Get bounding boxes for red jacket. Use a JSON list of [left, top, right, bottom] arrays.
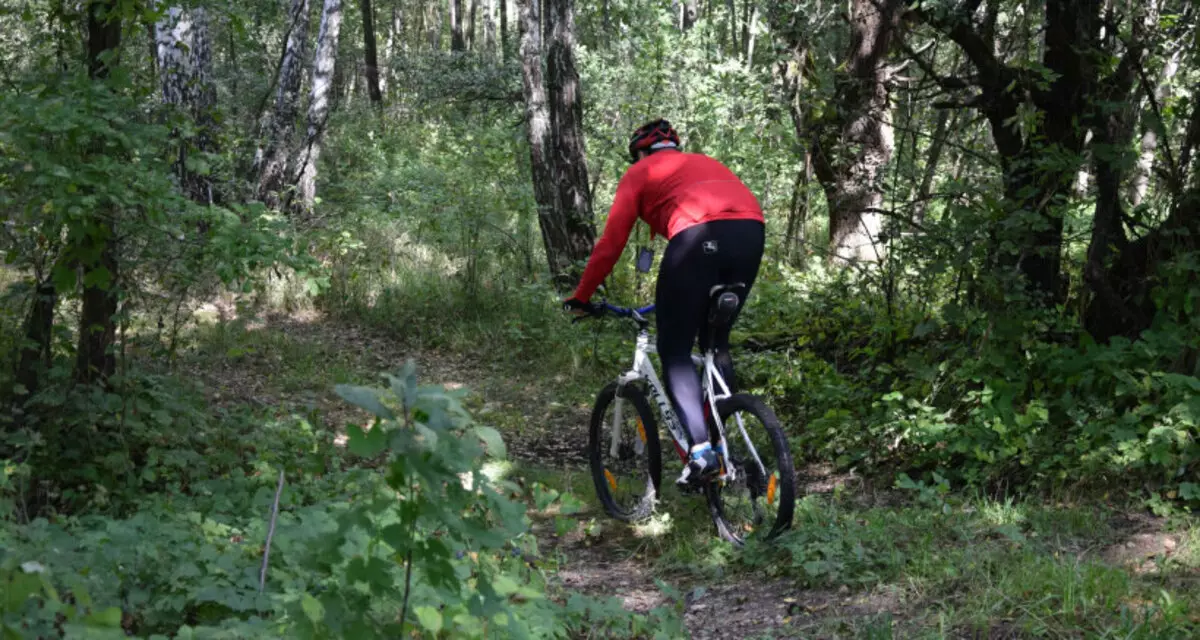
[[572, 150, 764, 302]]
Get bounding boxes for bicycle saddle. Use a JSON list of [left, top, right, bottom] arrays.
[[708, 282, 746, 327]]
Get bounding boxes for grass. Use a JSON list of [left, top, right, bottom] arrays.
[[72, 270, 1199, 638], [176, 293, 1200, 638], [520, 456, 1200, 638]]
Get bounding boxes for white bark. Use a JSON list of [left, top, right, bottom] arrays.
[[297, 0, 344, 212], [155, 4, 216, 203], [257, 0, 311, 206], [1132, 49, 1181, 207]]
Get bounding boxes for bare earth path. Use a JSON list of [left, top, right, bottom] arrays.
[[181, 309, 911, 637]]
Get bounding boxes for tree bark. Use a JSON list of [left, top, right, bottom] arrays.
[[725, 0, 737, 55], [155, 4, 217, 204], [500, 0, 508, 58], [740, 0, 750, 59], [783, 153, 811, 265], [425, 1, 441, 50], [913, 107, 953, 223], [361, 0, 383, 105], [803, 0, 903, 265], [450, 0, 466, 50], [296, 0, 344, 214], [682, 0, 698, 30], [468, 0, 478, 49], [76, 0, 122, 386], [381, 0, 400, 96], [743, 2, 757, 65], [546, 0, 594, 257], [520, 0, 595, 287], [484, 0, 497, 54], [257, 0, 310, 208], [14, 277, 57, 400], [1131, 49, 1180, 206]]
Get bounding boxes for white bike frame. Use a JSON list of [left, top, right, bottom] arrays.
[[607, 310, 769, 485]]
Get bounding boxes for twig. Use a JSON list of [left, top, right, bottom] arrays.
[[259, 469, 286, 592]]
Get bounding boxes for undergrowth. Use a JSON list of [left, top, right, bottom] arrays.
[[1, 363, 684, 638]]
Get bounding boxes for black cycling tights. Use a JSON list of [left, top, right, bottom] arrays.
[[655, 219, 764, 447]]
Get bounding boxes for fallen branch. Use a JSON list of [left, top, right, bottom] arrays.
[[259, 469, 286, 592]]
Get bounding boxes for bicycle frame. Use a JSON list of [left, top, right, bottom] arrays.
[[607, 309, 769, 486]]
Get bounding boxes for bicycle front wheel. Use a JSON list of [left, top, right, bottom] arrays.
[[588, 382, 662, 522], [706, 393, 796, 544]]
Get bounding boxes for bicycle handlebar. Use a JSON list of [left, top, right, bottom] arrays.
[[599, 302, 656, 317], [570, 301, 656, 324]]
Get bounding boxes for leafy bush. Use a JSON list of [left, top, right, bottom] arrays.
[[733, 260, 1200, 507], [2, 363, 683, 639]]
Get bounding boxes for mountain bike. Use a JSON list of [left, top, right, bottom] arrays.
[[577, 284, 796, 544]]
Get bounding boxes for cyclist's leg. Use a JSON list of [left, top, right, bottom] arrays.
[[698, 220, 765, 395], [655, 223, 718, 449]]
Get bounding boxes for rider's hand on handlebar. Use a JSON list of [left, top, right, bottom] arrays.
[[563, 297, 599, 318]]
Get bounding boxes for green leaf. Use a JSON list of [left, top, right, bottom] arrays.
[[4, 571, 42, 613], [474, 426, 506, 459], [491, 574, 520, 595], [335, 384, 396, 420], [347, 424, 388, 458], [84, 606, 124, 627], [415, 423, 439, 449], [301, 593, 324, 623], [414, 606, 443, 633], [52, 263, 76, 293]]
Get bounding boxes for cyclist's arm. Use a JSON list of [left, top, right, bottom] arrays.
[[570, 171, 642, 302]]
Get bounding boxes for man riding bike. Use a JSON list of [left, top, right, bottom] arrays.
[[563, 119, 765, 489]]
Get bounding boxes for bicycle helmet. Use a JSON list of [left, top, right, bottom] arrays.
[[628, 119, 681, 162]]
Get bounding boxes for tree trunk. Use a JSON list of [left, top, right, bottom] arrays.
[[425, 1, 441, 50], [917, 0, 1101, 305], [257, 0, 311, 208], [740, 0, 751, 60], [725, 0, 737, 54], [14, 277, 57, 400], [381, 1, 399, 96], [500, 0, 508, 58], [682, 0, 698, 30], [76, 0, 122, 386], [484, 0, 497, 54], [783, 154, 811, 266], [1131, 48, 1180, 206], [450, 0, 465, 50], [361, 0, 383, 105], [546, 0, 595, 264], [520, 0, 594, 287], [468, 0, 477, 49], [913, 107, 952, 223], [806, 0, 903, 265], [295, 0, 344, 214], [155, 4, 217, 204], [743, 2, 757, 65]]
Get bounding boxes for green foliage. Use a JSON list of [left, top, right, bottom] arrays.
[[2, 363, 681, 638]]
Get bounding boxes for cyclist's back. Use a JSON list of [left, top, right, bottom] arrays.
[[565, 119, 765, 488]]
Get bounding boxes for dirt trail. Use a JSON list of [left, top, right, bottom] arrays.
[[187, 310, 1191, 638], [183, 310, 907, 638]]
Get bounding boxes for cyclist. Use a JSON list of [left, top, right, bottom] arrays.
[[563, 118, 765, 488]]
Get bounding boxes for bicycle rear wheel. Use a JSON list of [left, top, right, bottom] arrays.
[[588, 382, 662, 522], [705, 393, 796, 544]]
